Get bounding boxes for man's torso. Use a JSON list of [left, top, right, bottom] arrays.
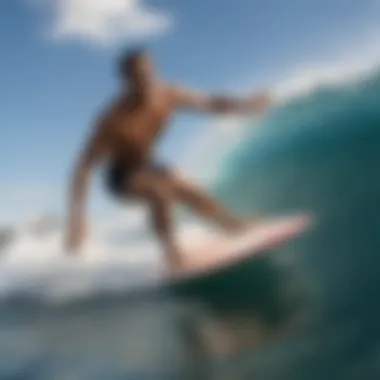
[[101, 84, 175, 167]]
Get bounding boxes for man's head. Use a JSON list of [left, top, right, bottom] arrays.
[[118, 48, 156, 89]]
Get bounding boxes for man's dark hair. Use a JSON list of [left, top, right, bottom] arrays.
[[118, 48, 146, 76]]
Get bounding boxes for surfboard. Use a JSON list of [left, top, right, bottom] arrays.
[[72, 214, 313, 311], [161, 213, 313, 313], [169, 213, 313, 280], [122, 214, 313, 299]]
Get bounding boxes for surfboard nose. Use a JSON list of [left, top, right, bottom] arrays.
[[171, 213, 314, 279]]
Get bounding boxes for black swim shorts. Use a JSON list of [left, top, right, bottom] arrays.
[[105, 159, 170, 197]]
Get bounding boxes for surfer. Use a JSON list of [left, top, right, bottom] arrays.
[[65, 48, 272, 268]]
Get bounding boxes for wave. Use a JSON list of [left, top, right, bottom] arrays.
[[181, 58, 380, 183]]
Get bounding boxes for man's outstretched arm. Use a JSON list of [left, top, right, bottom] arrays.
[[172, 86, 273, 115], [65, 120, 109, 254]]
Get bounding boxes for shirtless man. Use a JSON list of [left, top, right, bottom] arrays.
[[65, 49, 272, 268]]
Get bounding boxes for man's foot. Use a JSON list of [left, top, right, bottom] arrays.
[[166, 247, 187, 272], [221, 217, 262, 234]]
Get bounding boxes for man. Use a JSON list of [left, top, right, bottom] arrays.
[[66, 49, 272, 269]]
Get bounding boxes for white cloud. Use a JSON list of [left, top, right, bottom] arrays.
[[39, 0, 173, 46]]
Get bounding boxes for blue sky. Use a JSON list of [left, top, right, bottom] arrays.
[[0, 0, 379, 222]]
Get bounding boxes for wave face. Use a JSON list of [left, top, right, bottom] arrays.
[[1, 68, 380, 379]]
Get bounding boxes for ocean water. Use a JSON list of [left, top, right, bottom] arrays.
[[1, 69, 380, 379]]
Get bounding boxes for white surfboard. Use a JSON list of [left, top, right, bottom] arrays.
[[164, 213, 314, 283], [82, 213, 313, 303]]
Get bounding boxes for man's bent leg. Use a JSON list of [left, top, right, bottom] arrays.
[[127, 170, 184, 269], [172, 175, 249, 232], [148, 192, 184, 269]]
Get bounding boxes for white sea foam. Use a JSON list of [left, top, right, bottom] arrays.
[[0, 208, 214, 302]]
